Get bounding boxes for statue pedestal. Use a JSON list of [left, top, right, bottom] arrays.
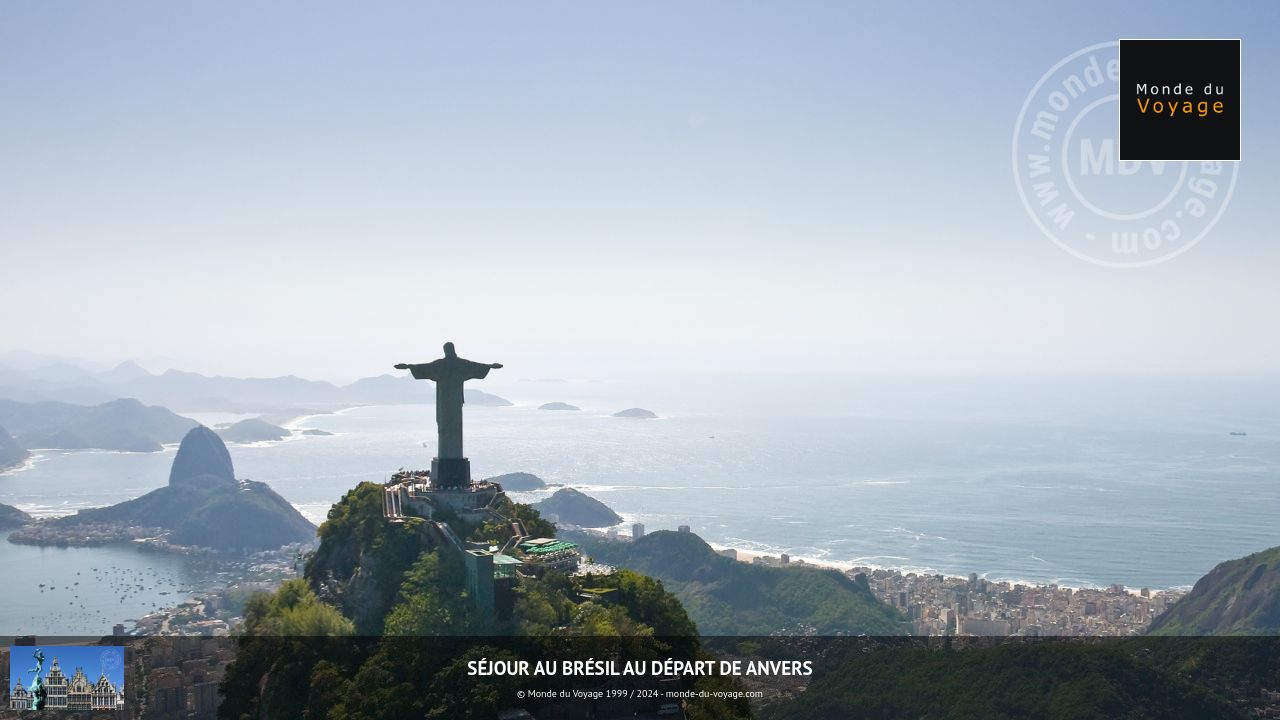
[[431, 457, 471, 489]]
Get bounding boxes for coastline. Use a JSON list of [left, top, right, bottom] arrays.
[[590, 517, 1193, 596], [0, 452, 40, 476], [702, 539, 1189, 597], [4, 444, 1199, 595], [571, 524, 1186, 635]]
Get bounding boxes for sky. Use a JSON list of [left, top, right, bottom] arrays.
[[1, 2, 1278, 383], [8, 645, 125, 694]]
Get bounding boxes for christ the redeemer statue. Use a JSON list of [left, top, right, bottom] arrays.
[[395, 342, 502, 488]]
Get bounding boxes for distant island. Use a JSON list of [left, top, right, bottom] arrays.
[[488, 471, 547, 491], [300, 428, 333, 436], [538, 401, 581, 411], [0, 502, 31, 530], [0, 397, 195, 452], [8, 426, 315, 552], [613, 407, 658, 419], [535, 487, 622, 527], [0, 423, 29, 470], [0, 354, 513, 414], [216, 418, 291, 443]]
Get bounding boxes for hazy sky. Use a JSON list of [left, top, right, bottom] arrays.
[[2, 2, 1277, 382]]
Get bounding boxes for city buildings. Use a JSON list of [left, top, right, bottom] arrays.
[[8, 656, 124, 711], [860, 567, 1185, 636]]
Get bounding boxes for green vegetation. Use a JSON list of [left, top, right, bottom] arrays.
[[38, 478, 314, 551], [24, 425, 314, 551], [306, 482, 428, 634], [243, 579, 355, 636], [760, 640, 1243, 720], [221, 482, 751, 720], [221, 484, 1280, 718], [469, 494, 555, 544], [534, 487, 622, 527], [572, 529, 905, 635], [383, 549, 479, 636], [171, 481, 317, 549], [1148, 545, 1280, 635]]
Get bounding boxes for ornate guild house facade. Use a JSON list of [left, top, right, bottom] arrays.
[[8, 656, 124, 711]]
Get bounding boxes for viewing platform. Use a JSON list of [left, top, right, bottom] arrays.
[[381, 469, 507, 525]]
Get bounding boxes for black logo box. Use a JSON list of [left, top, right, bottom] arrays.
[[1119, 39, 1241, 161]]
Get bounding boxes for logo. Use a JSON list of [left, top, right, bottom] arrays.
[[1013, 42, 1238, 267], [1119, 39, 1240, 161]]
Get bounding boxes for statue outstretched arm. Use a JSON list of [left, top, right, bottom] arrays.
[[395, 362, 438, 380]]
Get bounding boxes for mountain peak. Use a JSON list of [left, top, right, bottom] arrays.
[[169, 426, 236, 489], [98, 360, 153, 383]]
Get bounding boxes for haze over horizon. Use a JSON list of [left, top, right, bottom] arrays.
[[3, 2, 1279, 382]]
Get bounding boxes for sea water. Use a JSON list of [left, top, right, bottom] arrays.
[[1, 373, 1277, 633]]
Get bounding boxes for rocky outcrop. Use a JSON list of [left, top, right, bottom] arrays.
[[169, 426, 236, 488], [303, 483, 432, 634], [539, 402, 580, 411], [13, 427, 313, 552], [613, 407, 657, 419], [0, 502, 31, 529], [488, 472, 547, 491], [216, 418, 291, 443], [534, 488, 622, 528]]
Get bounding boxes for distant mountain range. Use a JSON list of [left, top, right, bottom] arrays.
[[0, 398, 197, 452], [0, 353, 513, 452], [11, 426, 315, 552], [0, 353, 511, 412]]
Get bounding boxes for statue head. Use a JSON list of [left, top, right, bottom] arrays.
[[443, 342, 457, 358]]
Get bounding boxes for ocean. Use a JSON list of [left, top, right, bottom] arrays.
[[1, 373, 1277, 634]]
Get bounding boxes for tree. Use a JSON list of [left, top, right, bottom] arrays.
[[384, 550, 477, 636]]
